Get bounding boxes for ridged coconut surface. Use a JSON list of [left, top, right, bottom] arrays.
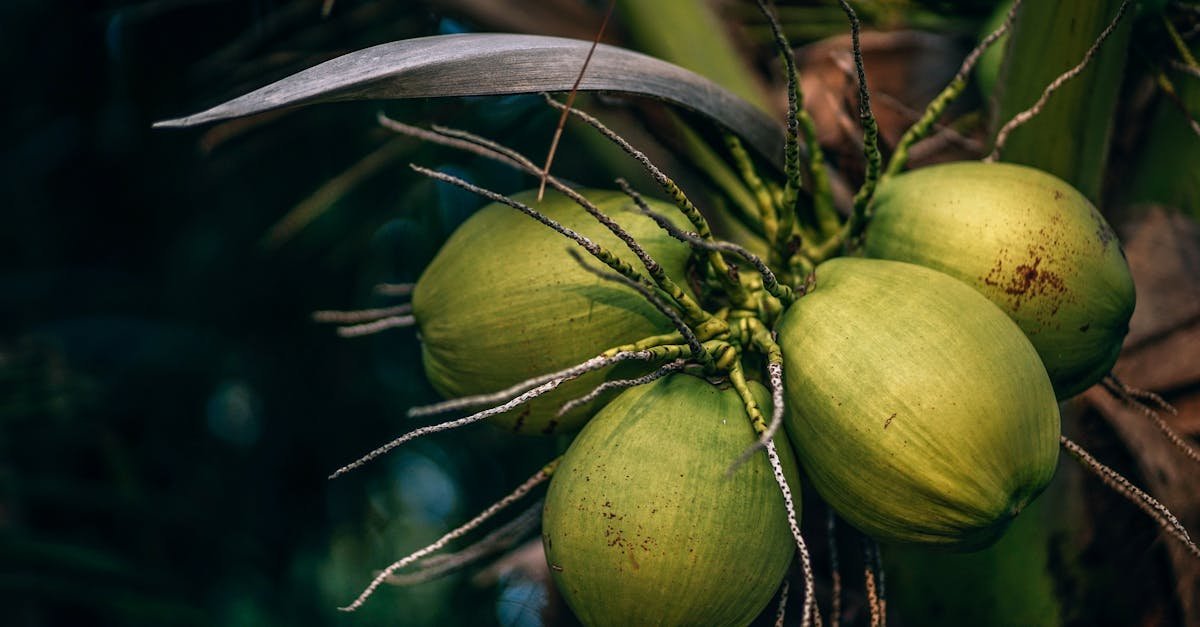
[[412, 189, 692, 435], [864, 161, 1135, 398], [542, 374, 799, 627], [777, 258, 1059, 550]]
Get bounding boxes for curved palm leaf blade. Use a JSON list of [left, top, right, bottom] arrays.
[[154, 33, 785, 169]]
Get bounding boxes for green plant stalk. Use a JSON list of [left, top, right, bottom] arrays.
[[991, 0, 1133, 200], [617, 0, 772, 116], [1121, 41, 1200, 216]]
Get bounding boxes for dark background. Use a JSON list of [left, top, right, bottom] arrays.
[[1, 1, 582, 625]]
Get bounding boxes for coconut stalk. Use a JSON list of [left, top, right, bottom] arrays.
[[991, 0, 1133, 202]]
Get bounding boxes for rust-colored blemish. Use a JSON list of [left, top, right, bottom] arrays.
[[982, 244, 1069, 318]]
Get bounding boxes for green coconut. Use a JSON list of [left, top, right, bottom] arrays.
[[776, 257, 1060, 550], [542, 373, 799, 627], [412, 188, 693, 435], [864, 161, 1135, 398]]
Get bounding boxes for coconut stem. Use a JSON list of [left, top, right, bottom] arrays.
[[312, 304, 413, 324], [331, 315, 416, 338], [837, 0, 882, 247], [406, 350, 659, 419], [774, 577, 791, 627], [539, 95, 750, 303], [556, 359, 688, 417], [768, 437, 821, 627], [617, 179, 796, 306], [409, 165, 656, 296], [328, 351, 656, 479], [752, 0, 839, 245], [382, 500, 542, 586], [382, 116, 709, 323], [729, 325, 787, 474], [338, 460, 558, 612], [987, 0, 1132, 162], [725, 133, 781, 242], [885, 0, 1023, 178], [1101, 375, 1199, 464], [1060, 435, 1200, 559]]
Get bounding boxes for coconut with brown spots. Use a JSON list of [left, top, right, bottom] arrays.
[[776, 258, 1060, 549], [864, 161, 1135, 398], [542, 373, 799, 626]]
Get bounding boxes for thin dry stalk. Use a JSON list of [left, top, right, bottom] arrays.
[[1061, 436, 1199, 558], [407, 350, 656, 419], [556, 360, 688, 417], [775, 577, 791, 627], [339, 461, 557, 611], [329, 352, 651, 479], [537, 0, 616, 200], [383, 500, 542, 586], [1102, 375, 1199, 465], [828, 510, 841, 627], [767, 438, 821, 627], [988, 0, 1132, 161], [313, 304, 413, 325], [373, 282, 414, 296], [335, 315, 416, 338], [886, 0, 1022, 176]]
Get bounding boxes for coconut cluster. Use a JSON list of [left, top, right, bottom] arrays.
[[366, 157, 1127, 623]]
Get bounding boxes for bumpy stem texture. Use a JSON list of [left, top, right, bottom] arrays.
[[886, 0, 1023, 177], [1061, 436, 1199, 558]]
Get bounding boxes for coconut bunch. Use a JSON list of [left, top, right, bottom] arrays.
[[159, 0, 1199, 624]]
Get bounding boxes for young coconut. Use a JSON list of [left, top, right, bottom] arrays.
[[777, 257, 1060, 550], [863, 161, 1135, 399], [412, 188, 694, 435], [542, 373, 800, 627]]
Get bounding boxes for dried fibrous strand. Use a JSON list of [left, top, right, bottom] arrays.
[[774, 577, 791, 627], [537, 0, 616, 200], [555, 359, 688, 417], [329, 352, 654, 479], [372, 282, 414, 296], [407, 350, 658, 419], [540, 94, 717, 241], [988, 0, 1132, 161], [1061, 436, 1199, 558], [403, 125, 708, 322], [1102, 375, 1199, 465], [335, 315, 416, 338], [313, 304, 413, 324], [767, 438, 821, 627], [382, 500, 542, 586], [339, 460, 558, 611], [410, 165, 657, 292]]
